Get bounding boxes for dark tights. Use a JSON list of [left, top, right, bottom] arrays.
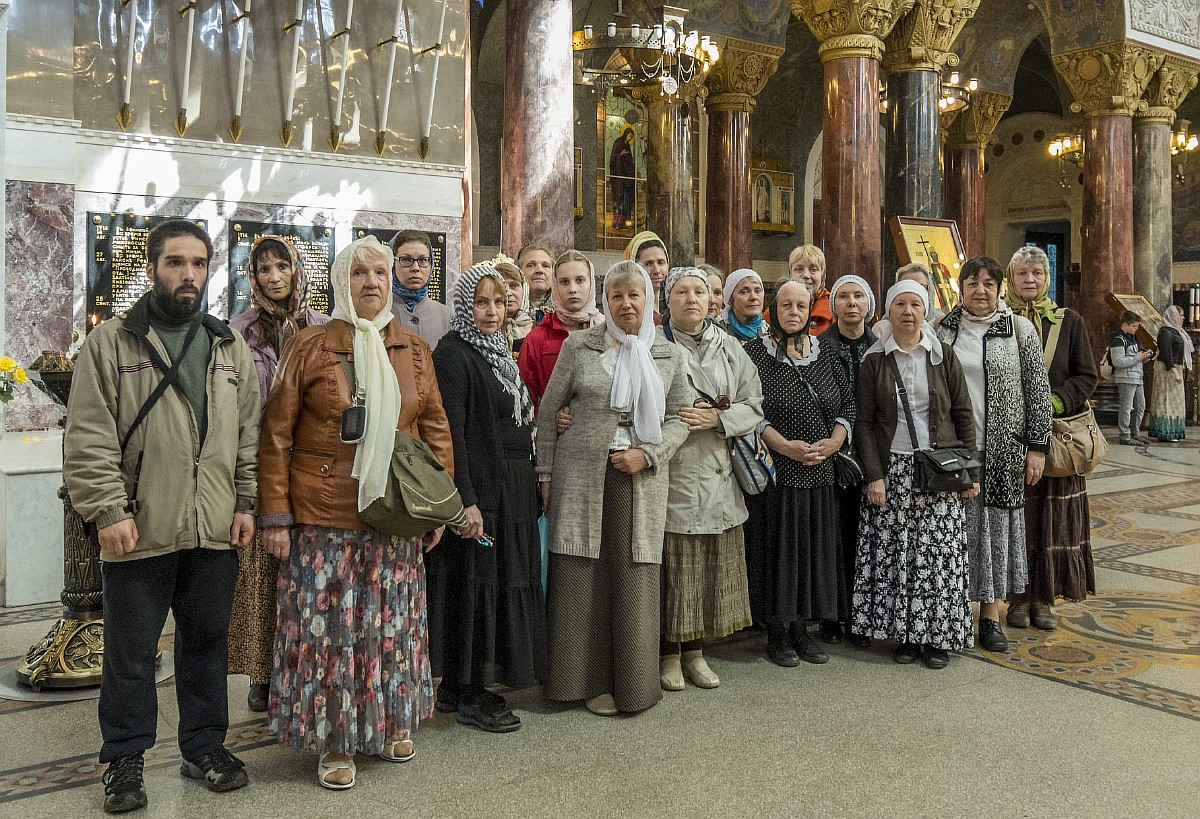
[[660, 636, 704, 656]]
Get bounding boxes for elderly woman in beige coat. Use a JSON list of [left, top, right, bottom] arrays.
[[537, 261, 693, 716], [658, 267, 762, 691]]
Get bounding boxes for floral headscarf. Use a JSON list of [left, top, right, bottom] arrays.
[[247, 235, 311, 352]]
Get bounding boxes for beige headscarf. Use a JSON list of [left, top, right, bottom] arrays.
[[330, 236, 401, 512]]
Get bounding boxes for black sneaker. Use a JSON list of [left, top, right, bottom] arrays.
[[102, 752, 147, 814], [180, 746, 249, 792]]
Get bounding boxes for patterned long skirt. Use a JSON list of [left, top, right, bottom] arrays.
[[851, 454, 973, 651], [1148, 360, 1187, 441], [1024, 475, 1095, 604], [227, 532, 279, 685], [661, 526, 752, 643], [269, 525, 433, 755], [964, 496, 1028, 603]]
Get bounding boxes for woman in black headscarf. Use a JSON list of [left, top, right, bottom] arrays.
[[742, 281, 854, 667]]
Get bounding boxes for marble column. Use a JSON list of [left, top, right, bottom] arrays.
[[1133, 114, 1173, 314], [637, 88, 701, 266], [1081, 113, 1135, 364], [883, 67, 941, 286], [1131, 59, 1200, 315], [943, 90, 1011, 258], [703, 42, 782, 273], [499, 0, 574, 257]]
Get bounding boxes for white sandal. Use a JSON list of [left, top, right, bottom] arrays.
[[317, 754, 356, 790], [378, 738, 415, 763]]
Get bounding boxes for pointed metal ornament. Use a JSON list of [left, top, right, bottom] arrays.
[[174, 109, 190, 137], [116, 102, 133, 131], [375, 132, 388, 157], [329, 124, 344, 152], [229, 115, 244, 143], [281, 119, 295, 148], [419, 136, 430, 160]]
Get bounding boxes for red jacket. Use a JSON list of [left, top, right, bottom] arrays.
[[809, 290, 834, 336], [518, 312, 570, 416]]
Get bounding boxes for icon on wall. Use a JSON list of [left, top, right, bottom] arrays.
[[750, 159, 795, 234]]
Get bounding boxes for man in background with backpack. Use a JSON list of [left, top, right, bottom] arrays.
[[1108, 309, 1154, 445], [64, 219, 261, 813]]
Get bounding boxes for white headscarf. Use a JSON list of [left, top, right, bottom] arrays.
[[330, 235, 402, 513], [721, 268, 763, 324], [868, 280, 943, 363], [829, 274, 876, 321], [603, 264, 666, 445]]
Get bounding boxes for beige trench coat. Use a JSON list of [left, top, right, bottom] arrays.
[[536, 326, 694, 564], [664, 327, 764, 535]]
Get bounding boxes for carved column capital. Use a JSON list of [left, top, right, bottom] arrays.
[[945, 89, 1012, 149], [792, 0, 917, 62], [1052, 42, 1163, 117], [883, 0, 981, 73], [703, 39, 784, 113], [1135, 55, 1200, 124]]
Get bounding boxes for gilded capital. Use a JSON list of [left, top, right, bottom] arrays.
[[884, 0, 980, 73], [792, 0, 917, 62], [1052, 42, 1162, 117], [944, 89, 1012, 149], [704, 39, 784, 113], [1135, 55, 1200, 124]]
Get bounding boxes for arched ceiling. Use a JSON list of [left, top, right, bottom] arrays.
[[951, 1, 1047, 95]]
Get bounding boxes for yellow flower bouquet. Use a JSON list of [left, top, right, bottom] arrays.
[[0, 356, 29, 403]]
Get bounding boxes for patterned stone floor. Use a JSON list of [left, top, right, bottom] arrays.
[[0, 428, 1195, 816]]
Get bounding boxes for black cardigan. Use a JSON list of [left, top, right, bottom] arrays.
[[431, 332, 532, 512], [1157, 326, 1186, 371]]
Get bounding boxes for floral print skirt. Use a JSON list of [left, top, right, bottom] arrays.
[[269, 525, 434, 756], [851, 454, 973, 651]]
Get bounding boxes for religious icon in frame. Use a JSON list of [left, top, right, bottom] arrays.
[[888, 216, 967, 313]]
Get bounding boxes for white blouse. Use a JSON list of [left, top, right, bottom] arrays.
[[885, 335, 935, 455]]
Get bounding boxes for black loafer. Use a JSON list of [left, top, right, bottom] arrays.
[[246, 683, 269, 713], [848, 633, 872, 648], [817, 620, 844, 644], [435, 682, 459, 713], [766, 638, 800, 667], [892, 642, 920, 664], [792, 634, 829, 664], [978, 618, 1009, 653], [921, 645, 949, 669], [455, 697, 522, 734]]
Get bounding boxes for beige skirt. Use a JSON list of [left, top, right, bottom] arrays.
[[661, 526, 753, 643]]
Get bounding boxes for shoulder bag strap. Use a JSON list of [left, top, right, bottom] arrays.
[[1040, 309, 1066, 374], [797, 374, 835, 440], [334, 351, 367, 406], [885, 352, 921, 452], [119, 318, 203, 454]]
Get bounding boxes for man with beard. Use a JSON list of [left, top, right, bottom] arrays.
[[64, 219, 260, 814]]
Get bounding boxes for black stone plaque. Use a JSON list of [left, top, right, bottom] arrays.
[[354, 228, 448, 304], [86, 213, 210, 327], [227, 222, 336, 319]]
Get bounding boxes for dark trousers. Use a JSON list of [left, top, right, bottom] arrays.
[[99, 548, 240, 763]]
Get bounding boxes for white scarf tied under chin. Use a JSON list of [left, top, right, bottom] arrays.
[[603, 266, 666, 445], [330, 236, 402, 513]]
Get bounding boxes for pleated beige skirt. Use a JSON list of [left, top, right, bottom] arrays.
[[661, 526, 752, 643]]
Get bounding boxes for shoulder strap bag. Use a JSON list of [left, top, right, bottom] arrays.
[[1040, 312, 1109, 478], [885, 353, 978, 495], [689, 379, 775, 495], [335, 351, 468, 537]]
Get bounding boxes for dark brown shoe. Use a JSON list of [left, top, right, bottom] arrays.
[[1030, 603, 1058, 631], [1006, 601, 1030, 629]]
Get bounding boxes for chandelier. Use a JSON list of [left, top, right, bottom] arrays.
[[1048, 132, 1084, 189], [1171, 119, 1199, 186], [572, 3, 720, 97], [878, 71, 977, 114]]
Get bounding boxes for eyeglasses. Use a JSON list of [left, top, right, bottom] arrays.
[[397, 255, 432, 269], [694, 395, 730, 410]]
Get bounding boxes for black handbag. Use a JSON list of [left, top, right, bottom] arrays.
[[885, 354, 979, 495], [798, 376, 864, 489]]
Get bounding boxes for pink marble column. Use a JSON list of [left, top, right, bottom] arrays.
[[944, 145, 985, 258], [822, 55, 882, 293], [705, 106, 752, 273], [1081, 113, 1134, 365], [499, 0, 574, 257]]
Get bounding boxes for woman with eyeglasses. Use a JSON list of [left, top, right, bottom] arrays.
[[656, 267, 762, 691], [744, 281, 854, 667], [389, 229, 453, 349]]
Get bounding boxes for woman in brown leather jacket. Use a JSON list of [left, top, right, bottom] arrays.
[[257, 235, 453, 790]]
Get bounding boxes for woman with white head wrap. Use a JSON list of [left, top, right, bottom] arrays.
[[851, 279, 979, 670], [535, 260, 694, 716], [428, 262, 547, 734], [814, 274, 877, 648], [1149, 304, 1193, 442], [655, 267, 762, 692], [718, 268, 769, 342], [258, 234, 454, 789]]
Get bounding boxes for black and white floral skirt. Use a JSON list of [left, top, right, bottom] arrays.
[[851, 453, 973, 651]]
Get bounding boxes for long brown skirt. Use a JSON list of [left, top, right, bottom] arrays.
[[544, 464, 661, 713], [661, 526, 752, 643], [227, 533, 279, 684], [1023, 474, 1095, 604]]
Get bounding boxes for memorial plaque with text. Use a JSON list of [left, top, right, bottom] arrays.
[[86, 213, 210, 327], [354, 228, 447, 304], [227, 222, 336, 318]]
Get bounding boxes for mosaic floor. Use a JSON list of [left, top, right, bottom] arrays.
[[0, 429, 1195, 816]]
